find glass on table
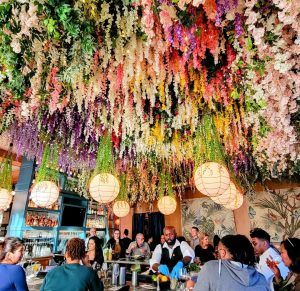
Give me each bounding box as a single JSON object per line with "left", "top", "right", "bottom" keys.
{"left": 103, "top": 277, "right": 111, "bottom": 288}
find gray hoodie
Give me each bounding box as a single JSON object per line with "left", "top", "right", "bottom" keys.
{"left": 194, "top": 260, "right": 271, "bottom": 291}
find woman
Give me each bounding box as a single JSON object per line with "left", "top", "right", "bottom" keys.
{"left": 85, "top": 236, "right": 104, "bottom": 271}
{"left": 267, "top": 237, "right": 300, "bottom": 291}
{"left": 0, "top": 237, "right": 28, "bottom": 291}
{"left": 106, "top": 229, "right": 125, "bottom": 259}
{"left": 194, "top": 234, "right": 270, "bottom": 290}
{"left": 41, "top": 238, "right": 102, "bottom": 291}
{"left": 194, "top": 233, "right": 215, "bottom": 265}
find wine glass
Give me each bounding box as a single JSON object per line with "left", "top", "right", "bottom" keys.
{"left": 178, "top": 268, "right": 189, "bottom": 290}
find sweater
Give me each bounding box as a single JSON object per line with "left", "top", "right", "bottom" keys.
{"left": 0, "top": 264, "right": 29, "bottom": 291}
{"left": 194, "top": 260, "right": 271, "bottom": 291}
{"left": 40, "top": 263, "right": 103, "bottom": 291}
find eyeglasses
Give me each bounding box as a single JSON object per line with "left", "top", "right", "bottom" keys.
{"left": 287, "top": 238, "right": 295, "bottom": 248}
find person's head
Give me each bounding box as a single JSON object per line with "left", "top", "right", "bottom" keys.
{"left": 163, "top": 226, "right": 177, "bottom": 246}
{"left": 147, "top": 237, "right": 153, "bottom": 244}
{"left": 218, "top": 234, "right": 256, "bottom": 266}
{"left": 88, "top": 236, "right": 103, "bottom": 261}
{"left": 124, "top": 229, "right": 129, "bottom": 237}
{"left": 160, "top": 234, "right": 165, "bottom": 245}
{"left": 113, "top": 229, "right": 120, "bottom": 240}
{"left": 280, "top": 238, "right": 300, "bottom": 273}
{"left": 200, "top": 233, "right": 210, "bottom": 248}
{"left": 213, "top": 235, "right": 221, "bottom": 248}
{"left": 90, "top": 228, "right": 96, "bottom": 237}
{"left": 136, "top": 233, "right": 145, "bottom": 247}
{"left": 65, "top": 238, "right": 85, "bottom": 263}
{"left": 0, "top": 237, "right": 24, "bottom": 264}
{"left": 250, "top": 228, "right": 271, "bottom": 256}
{"left": 190, "top": 227, "right": 199, "bottom": 238}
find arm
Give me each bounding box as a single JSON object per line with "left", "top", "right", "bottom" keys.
{"left": 149, "top": 244, "right": 162, "bottom": 272}
{"left": 12, "top": 266, "right": 29, "bottom": 291}
{"left": 180, "top": 241, "right": 195, "bottom": 266}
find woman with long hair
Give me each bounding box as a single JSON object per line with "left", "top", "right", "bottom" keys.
{"left": 194, "top": 233, "right": 215, "bottom": 265}
{"left": 85, "top": 236, "right": 104, "bottom": 271}
{"left": 194, "top": 234, "right": 270, "bottom": 290}
{"left": 0, "top": 237, "right": 28, "bottom": 291}
{"left": 267, "top": 237, "right": 300, "bottom": 291}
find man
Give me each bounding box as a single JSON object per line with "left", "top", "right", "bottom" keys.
{"left": 189, "top": 226, "right": 200, "bottom": 250}
{"left": 85, "top": 227, "right": 97, "bottom": 248}
{"left": 106, "top": 229, "right": 126, "bottom": 259}
{"left": 250, "top": 228, "right": 289, "bottom": 290}
{"left": 126, "top": 233, "right": 151, "bottom": 258}
{"left": 150, "top": 226, "right": 195, "bottom": 279}
{"left": 41, "top": 238, "right": 102, "bottom": 291}
{"left": 122, "top": 229, "right": 132, "bottom": 250}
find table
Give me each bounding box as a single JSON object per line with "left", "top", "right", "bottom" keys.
{"left": 104, "top": 259, "right": 150, "bottom": 266}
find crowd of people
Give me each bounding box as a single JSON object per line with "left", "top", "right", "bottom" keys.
{"left": 0, "top": 226, "right": 299, "bottom": 291}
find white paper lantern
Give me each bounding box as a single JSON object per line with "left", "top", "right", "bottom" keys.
{"left": 224, "top": 192, "right": 244, "bottom": 210}
{"left": 211, "top": 182, "right": 238, "bottom": 205}
{"left": 158, "top": 196, "right": 177, "bottom": 215}
{"left": 194, "top": 162, "right": 230, "bottom": 197}
{"left": 31, "top": 181, "right": 59, "bottom": 207}
{"left": 113, "top": 200, "right": 130, "bottom": 217}
{"left": 0, "top": 188, "right": 13, "bottom": 211}
{"left": 89, "top": 173, "right": 120, "bottom": 204}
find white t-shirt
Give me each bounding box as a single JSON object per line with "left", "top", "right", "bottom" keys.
{"left": 256, "top": 247, "right": 289, "bottom": 291}
{"left": 149, "top": 239, "right": 195, "bottom": 270}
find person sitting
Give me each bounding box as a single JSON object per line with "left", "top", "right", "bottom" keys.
{"left": 122, "top": 229, "right": 132, "bottom": 250}
{"left": 194, "top": 234, "right": 270, "bottom": 290}
{"left": 85, "top": 228, "right": 97, "bottom": 248}
{"left": 106, "top": 229, "right": 125, "bottom": 259}
{"left": 195, "top": 233, "right": 215, "bottom": 265}
{"left": 41, "top": 238, "right": 102, "bottom": 291}
{"left": 189, "top": 227, "right": 200, "bottom": 250}
{"left": 150, "top": 226, "right": 194, "bottom": 279}
{"left": 160, "top": 234, "right": 166, "bottom": 245}
{"left": 84, "top": 236, "right": 104, "bottom": 271}
{"left": 250, "top": 228, "right": 289, "bottom": 290}
{"left": 267, "top": 237, "right": 300, "bottom": 291}
{"left": 147, "top": 236, "right": 156, "bottom": 252}
{"left": 126, "top": 233, "right": 151, "bottom": 258}
{"left": 0, "top": 237, "right": 28, "bottom": 291}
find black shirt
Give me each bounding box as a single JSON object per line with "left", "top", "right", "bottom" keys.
{"left": 122, "top": 237, "right": 132, "bottom": 250}
{"left": 195, "top": 244, "right": 215, "bottom": 264}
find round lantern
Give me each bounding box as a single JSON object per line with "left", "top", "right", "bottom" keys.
{"left": 0, "top": 188, "right": 13, "bottom": 211}
{"left": 194, "top": 162, "right": 230, "bottom": 197}
{"left": 31, "top": 181, "right": 59, "bottom": 207}
{"left": 157, "top": 196, "right": 177, "bottom": 215}
{"left": 224, "top": 192, "right": 244, "bottom": 210}
{"left": 113, "top": 200, "right": 130, "bottom": 217}
{"left": 211, "top": 182, "right": 238, "bottom": 205}
{"left": 89, "top": 173, "right": 120, "bottom": 204}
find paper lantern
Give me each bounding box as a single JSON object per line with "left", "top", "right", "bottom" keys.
{"left": 194, "top": 162, "right": 230, "bottom": 197}
{"left": 224, "top": 192, "right": 244, "bottom": 210}
{"left": 158, "top": 196, "right": 177, "bottom": 215}
{"left": 113, "top": 200, "right": 130, "bottom": 217}
{"left": 0, "top": 188, "right": 13, "bottom": 211}
{"left": 31, "top": 181, "right": 59, "bottom": 207}
{"left": 89, "top": 173, "right": 120, "bottom": 204}
{"left": 211, "top": 182, "right": 238, "bottom": 205}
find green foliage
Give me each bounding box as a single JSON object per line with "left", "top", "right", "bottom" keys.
{"left": 158, "top": 169, "right": 174, "bottom": 198}
{"left": 0, "top": 156, "right": 12, "bottom": 191}
{"left": 94, "top": 133, "right": 116, "bottom": 175}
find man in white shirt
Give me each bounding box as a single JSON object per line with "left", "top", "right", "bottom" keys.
{"left": 250, "top": 228, "right": 289, "bottom": 291}
{"left": 150, "top": 226, "right": 195, "bottom": 279}
{"left": 189, "top": 226, "right": 200, "bottom": 250}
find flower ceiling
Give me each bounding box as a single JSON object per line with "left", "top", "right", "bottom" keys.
{"left": 0, "top": 0, "right": 299, "bottom": 202}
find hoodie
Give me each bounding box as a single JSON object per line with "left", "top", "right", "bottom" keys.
{"left": 194, "top": 260, "right": 271, "bottom": 291}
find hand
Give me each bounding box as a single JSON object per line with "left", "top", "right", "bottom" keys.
{"left": 158, "top": 264, "right": 170, "bottom": 276}
{"left": 170, "top": 261, "right": 184, "bottom": 279}
{"left": 266, "top": 257, "right": 281, "bottom": 281}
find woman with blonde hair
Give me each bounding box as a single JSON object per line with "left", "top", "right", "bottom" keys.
{"left": 195, "top": 233, "right": 215, "bottom": 265}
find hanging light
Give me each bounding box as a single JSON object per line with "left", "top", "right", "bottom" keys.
{"left": 158, "top": 196, "right": 177, "bottom": 215}
{"left": 89, "top": 173, "right": 120, "bottom": 204}
{"left": 0, "top": 188, "right": 13, "bottom": 211}
{"left": 210, "top": 182, "right": 236, "bottom": 205}
{"left": 113, "top": 200, "right": 130, "bottom": 217}
{"left": 224, "top": 192, "right": 244, "bottom": 210}
{"left": 31, "top": 181, "right": 60, "bottom": 207}
{"left": 194, "top": 162, "right": 230, "bottom": 197}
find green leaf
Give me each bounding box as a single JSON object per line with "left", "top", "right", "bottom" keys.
{"left": 246, "top": 37, "right": 253, "bottom": 51}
